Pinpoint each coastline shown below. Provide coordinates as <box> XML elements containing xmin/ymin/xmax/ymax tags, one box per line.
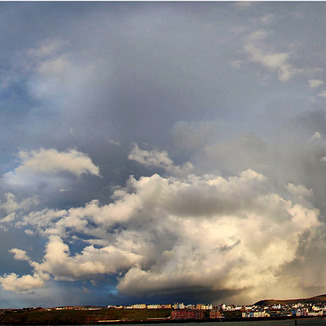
<box><xmin>95</xmin><ymin>316</ymin><xmax>322</xmax><ymax>325</ymax></box>
<box><xmin>0</xmin><ymin>308</ymin><xmax>323</xmax><ymax>325</ymax></box>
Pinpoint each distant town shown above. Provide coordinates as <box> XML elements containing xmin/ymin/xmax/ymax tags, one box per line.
<box><xmin>104</xmin><ymin>300</ymin><xmax>326</xmax><ymax>319</ymax></box>
<box><xmin>2</xmin><ymin>296</ymin><xmax>326</xmax><ymax>324</ymax></box>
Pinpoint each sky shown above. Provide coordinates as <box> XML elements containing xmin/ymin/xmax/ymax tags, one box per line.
<box><xmin>1</xmin><ymin>1</ymin><xmax>326</xmax><ymax>308</ymax></box>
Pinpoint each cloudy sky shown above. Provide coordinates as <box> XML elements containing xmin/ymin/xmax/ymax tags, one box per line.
<box><xmin>1</xmin><ymin>1</ymin><xmax>326</xmax><ymax>308</ymax></box>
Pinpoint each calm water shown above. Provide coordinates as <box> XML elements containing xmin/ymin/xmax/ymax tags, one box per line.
<box><xmin>120</xmin><ymin>321</ymin><xmax>326</xmax><ymax>326</ymax></box>
<box><xmin>29</xmin><ymin>320</ymin><xmax>326</xmax><ymax>326</ymax></box>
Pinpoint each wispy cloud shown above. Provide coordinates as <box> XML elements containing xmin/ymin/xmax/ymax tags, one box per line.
<box><xmin>234</xmin><ymin>2</ymin><xmax>253</xmax><ymax>8</ymax></box>
<box><xmin>308</xmin><ymin>79</ymin><xmax>324</xmax><ymax>88</ymax></box>
<box><xmin>243</xmin><ymin>30</ymin><xmax>303</xmax><ymax>82</ymax></box>
<box><xmin>309</xmin><ymin>131</ymin><xmax>321</xmax><ymax>142</ymax></box>
<box><xmin>318</xmin><ymin>90</ymin><xmax>326</xmax><ymax>98</ymax></box>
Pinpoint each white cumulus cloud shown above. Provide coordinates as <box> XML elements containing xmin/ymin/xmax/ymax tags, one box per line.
<box><xmin>3</xmin><ymin>148</ymin><xmax>100</xmax><ymax>188</ymax></box>
<box><xmin>0</xmin><ymin>273</ymin><xmax>47</xmax><ymax>294</ymax></box>
<box><xmin>128</xmin><ymin>144</ymin><xmax>192</xmax><ymax>175</ymax></box>
<box><xmin>32</xmin><ymin>235</ymin><xmax>143</xmax><ymax>281</ymax></box>
<box><xmin>2</xmin><ymin>168</ymin><xmax>320</xmax><ymax>302</ymax></box>
<box><xmin>0</xmin><ymin>193</ymin><xmax>39</xmax><ymax>225</ymax></box>
<box><xmin>16</xmin><ymin>148</ymin><xmax>100</xmax><ymax>177</ymax></box>
<box><xmin>9</xmin><ymin>248</ymin><xmax>31</xmax><ymax>262</ymax></box>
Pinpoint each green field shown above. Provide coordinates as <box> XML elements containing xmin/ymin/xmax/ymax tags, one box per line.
<box><xmin>0</xmin><ymin>308</ymin><xmax>173</xmax><ymax>325</ymax></box>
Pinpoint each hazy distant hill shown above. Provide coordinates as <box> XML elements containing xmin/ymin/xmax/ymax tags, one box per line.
<box><xmin>255</xmin><ymin>294</ymin><xmax>326</xmax><ymax>306</ymax></box>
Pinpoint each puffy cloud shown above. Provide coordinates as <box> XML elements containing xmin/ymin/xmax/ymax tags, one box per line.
<box><xmin>128</xmin><ymin>145</ymin><xmax>174</xmax><ymax>170</ymax></box>
<box><xmin>1</xmin><ymin>235</ymin><xmax>143</xmax><ymax>292</ymax></box>
<box><xmin>0</xmin><ymin>273</ymin><xmax>47</xmax><ymax>294</ymax></box>
<box><xmin>0</xmin><ymin>193</ymin><xmax>38</xmax><ymax>214</ymax></box>
<box><xmin>3</xmin><ymin>148</ymin><xmax>100</xmax><ymax>188</ymax></box>
<box><xmin>16</xmin><ymin>148</ymin><xmax>100</xmax><ymax>177</ymax></box>
<box><xmin>286</xmin><ymin>183</ymin><xmax>313</xmax><ymax>200</ymax></box>
<box><xmin>16</xmin><ymin>170</ymin><xmax>268</xmax><ymax>237</ymax></box>
<box><xmin>32</xmin><ymin>235</ymin><xmax>143</xmax><ymax>281</ymax></box>
<box><xmin>128</xmin><ymin>144</ymin><xmax>192</xmax><ymax>175</ymax></box>
<box><xmin>0</xmin><ymin>193</ymin><xmax>38</xmax><ymax>225</ymax></box>
<box><xmin>117</xmin><ymin>181</ymin><xmax>319</xmax><ymax>298</ymax></box>
<box><xmin>3</xmin><ymin>168</ymin><xmax>320</xmax><ymax>302</ymax></box>
<box><xmin>9</xmin><ymin>248</ymin><xmax>30</xmax><ymax>262</ymax></box>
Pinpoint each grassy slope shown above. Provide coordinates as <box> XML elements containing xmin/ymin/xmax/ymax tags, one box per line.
<box><xmin>255</xmin><ymin>294</ymin><xmax>326</xmax><ymax>306</ymax></box>
<box><xmin>0</xmin><ymin>308</ymin><xmax>173</xmax><ymax>325</ymax></box>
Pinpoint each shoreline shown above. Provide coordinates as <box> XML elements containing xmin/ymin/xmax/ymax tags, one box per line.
<box><xmin>0</xmin><ymin>309</ymin><xmax>323</xmax><ymax>325</ymax></box>
<box><xmin>95</xmin><ymin>316</ymin><xmax>323</xmax><ymax>324</ymax></box>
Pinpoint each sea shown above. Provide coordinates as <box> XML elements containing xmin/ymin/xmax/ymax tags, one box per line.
<box><xmin>45</xmin><ymin>320</ymin><xmax>326</xmax><ymax>326</ymax></box>
<box><xmin>130</xmin><ymin>321</ymin><xmax>326</xmax><ymax>326</ymax></box>
<box><xmin>114</xmin><ymin>321</ymin><xmax>326</xmax><ymax>326</ymax></box>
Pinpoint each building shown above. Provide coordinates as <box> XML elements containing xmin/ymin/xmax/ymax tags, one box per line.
<box><xmin>171</xmin><ymin>309</ymin><xmax>205</xmax><ymax>320</ymax></box>
<box><xmin>210</xmin><ymin>309</ymin><xmax>222</xmax><ymax>319</ymax></box>
<box><xmin>131</xmin><ymin>304</ymin><xmax>146</xmax><ymax>309</ymax></box>
<box><xmin>173</xmin><ymin>303</ymin><xmax>185</xmax><ymax>309</ymax></box>
<box><xmin>147</xmin><ymin>304</ymin><xmax>162</xmax><ymax>309</ymax></box>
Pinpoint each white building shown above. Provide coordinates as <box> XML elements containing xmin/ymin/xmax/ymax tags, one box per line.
<box><xmin>131</xmin><ymin>304</ymin><xmax>147</xmax><ymax>309</ymax></box>
<box><xmin>147</xmin><ymin>304</ymin><xmax>162</xmax><ymax>309</ymax></box>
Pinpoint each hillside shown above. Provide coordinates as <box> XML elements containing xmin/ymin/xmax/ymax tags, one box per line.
<box><xmin>255</xmin><ymin>294</ymin><xmax>326</xmax><ymax>306</ymax></box>
<box><xmin>0</xmin><ymin>308</ymin><xmax>172</xmax><ymax>325</ymax></box>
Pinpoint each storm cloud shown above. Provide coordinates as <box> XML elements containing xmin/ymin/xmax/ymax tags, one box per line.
<box><xmin>1</xmin><ymin>2</ymin><xmax>326</xmax><ymax>308</ymax></box>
